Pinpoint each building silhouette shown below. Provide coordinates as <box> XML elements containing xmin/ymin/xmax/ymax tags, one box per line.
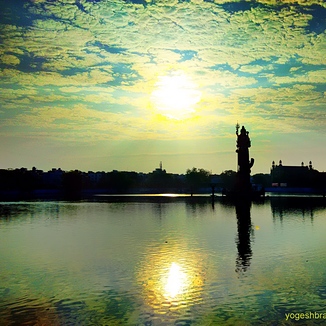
<box><xmin>270</xmin><ymin>160</ymin><xmax>325</xmax><ymax>193</ymax></box>
<box><xmin>271</xmin><ymin>160</ymin><xmax>314</xmax><ymax>188</ymax></box>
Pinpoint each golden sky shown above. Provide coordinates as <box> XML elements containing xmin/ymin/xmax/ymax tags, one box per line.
<box><xmin>1</xmin><ymin>0</ymin><xmax>325</xmax><ymax>173</ymax></box>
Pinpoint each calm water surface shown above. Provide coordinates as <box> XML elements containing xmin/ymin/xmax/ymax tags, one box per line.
<box><xmin>0</xmin><ymin>196</ymin><xmax>325</xmax><ymax>325</ymax></box>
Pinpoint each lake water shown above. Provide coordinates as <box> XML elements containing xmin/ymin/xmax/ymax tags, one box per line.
<box><xmin>1</xmin><ymin>195</ymin><xmax>325</xmax><ymax>325</ymax></box>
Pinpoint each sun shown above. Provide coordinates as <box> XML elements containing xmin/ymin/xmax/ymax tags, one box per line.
<box><xmin>151</xmin><ymin>71</ymin><xmax>201</xmax><ymax>120</ymax></box>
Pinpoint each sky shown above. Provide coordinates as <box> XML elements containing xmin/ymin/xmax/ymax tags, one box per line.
<box><xmin>0</xmin><ymin>0</ymin><xmax>325</xmax><ymax>174</ymax></box>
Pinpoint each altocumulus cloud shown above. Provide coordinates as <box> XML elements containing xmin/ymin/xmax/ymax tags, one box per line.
<box><xmin>0</xmin><ymin>0</ymin><xmax>325</xmax><ymax>143</ymax></box>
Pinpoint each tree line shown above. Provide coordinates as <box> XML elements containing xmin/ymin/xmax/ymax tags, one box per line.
<box><xmin>0</xmin><ymin>167</ymin><xmax>272</xmax><ymax>195</ymax></box>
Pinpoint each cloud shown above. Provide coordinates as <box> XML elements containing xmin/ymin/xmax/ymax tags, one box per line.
<box><xmin>1</xmin><ymin>68</ymin><xmax>114</xmax><ymax>87</ymax></box>
<box><xmin>0</xmin><ymin>0</ymin><xmax>325</xmax><ymax>144</ymax></box>
<box><xmin>269</xmin><ymin>68</ymin><xmax>326</xmax><ymax>85</ymax></box>
<box><xmin>0</xmin><ymin>54</ymin><xmax>20</xmax><ymax>66</ymax></box>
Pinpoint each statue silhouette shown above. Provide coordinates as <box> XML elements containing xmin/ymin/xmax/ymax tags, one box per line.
<box><xmin>235</xmin><ymin>124</ymin><xmax>254</xmax><ymax>195</ymax></box>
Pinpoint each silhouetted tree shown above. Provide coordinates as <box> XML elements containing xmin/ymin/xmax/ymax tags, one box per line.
<box><xmin>106</xmin><ymin>171</ymin><xmax>139</xmax><ymax>193</ymax></box>
<box><xmin>220</xmin><ymin>170</ymin><xmax>237</xmax><ymax>189</ymax></box>
<box><xmin>186</xmin><ymin>167</ymin><xmax>211</xmax><ymax>195</ymax></box>
<box><xmin>146</xmin><ymin>172</ymin><xmax>176</xmax><ymax>190</ymax></box>
<box><xmin>62</xmin><ymin>170</ymin><xmax>83</xmax><ymax>194</ymax></box>
<box><xmin>0</xmin><ymin>168</ymin><xmax>43</xmax><ymax>192</ymax></box>
<box><xmin>252</xmin><ymin>173</ymin><xmax>271</xmax><ymax>188</ymax></box>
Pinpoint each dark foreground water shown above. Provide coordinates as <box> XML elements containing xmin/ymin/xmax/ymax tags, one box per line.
<box><xmin>0</xmin><ymin>195</ymin><xmax>325</xmax><ymax>325</ymax></box>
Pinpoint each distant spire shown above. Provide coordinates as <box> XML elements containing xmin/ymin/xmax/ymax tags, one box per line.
<box><xmin>160</xmin><ymin>161</ymin><xmax>162</xmax><ymax>170</ymax></box>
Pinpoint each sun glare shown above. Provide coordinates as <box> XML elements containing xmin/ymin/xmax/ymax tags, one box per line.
<box><xmin>164</xmin><ymin>262</ymin><xmax>188</xmax><ymax>298</ymax></box>
<box><xmin>151</xmin><ymin>71</ymin><xmax>201</xmax><ymax>120</ymax></box>
<box><xmin>137</xmin><ymin>247</ymin><xmax>205</xmax><ymax>311</ymax></box>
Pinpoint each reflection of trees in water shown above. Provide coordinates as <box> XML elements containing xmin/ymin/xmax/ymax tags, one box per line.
<box><xmin>271</xmin><ymin>196</ymin><xmax>326</xmax><ymax>222</ymax></box>
<box><xmin>56</xmin><ymin>288</ymin><xmax>136</xmax><ymax>324</ymax></box>
<box><xmin>0</xmin><ymin>202</ymin><xmax>61</xmax><ymax>222</ymax></box>
<box><xmin>0</xmin><ymin>204</ymin><xmax>31</xmax><ymax>221</ymax></box>
<box><xmin>235</xmin><ymin>200</ymin><xmax>253</xmax><ymax>274</ymax></box>
<box><xmin>2</xmin><ymin>289</ymin><xmax>136</xmax><ymax>325</ymax></box>
<box><xmin>0</xmin><ymin>297</ymin><xmax>60</xmax><ymax>325</ymax></box>
<box><xmin>185</xmin><ymin>197</ymin><xmax>214</xmax><ymax>216</ymax></box>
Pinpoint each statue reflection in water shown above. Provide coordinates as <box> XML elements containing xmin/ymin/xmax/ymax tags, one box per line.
<box><xmin>235</xmin><ymin>200</ymin><xmax>253</xmax><ymax>274</ymax></box>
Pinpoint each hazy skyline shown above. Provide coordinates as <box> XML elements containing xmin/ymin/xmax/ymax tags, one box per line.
<box><xmin>1</xmin><ymin>0</ymin><xmax>325</xmax><ymax>174</ymax></box>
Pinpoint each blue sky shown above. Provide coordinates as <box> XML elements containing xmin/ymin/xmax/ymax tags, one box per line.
<box><xmin>0</xmin><ymin>0</ymin><xmax>325</xmax><ymax>174</ymax></box>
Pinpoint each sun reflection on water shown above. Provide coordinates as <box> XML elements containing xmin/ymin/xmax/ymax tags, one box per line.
<box><xmin>137</xmin><ymin>242</ymin><xmax>205</xmax><ymax>316</ymax></box>
<box><xmin>164</xmin><ymin>262</ymin><xmax>188</xmax><ymax>299</ymax></box>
